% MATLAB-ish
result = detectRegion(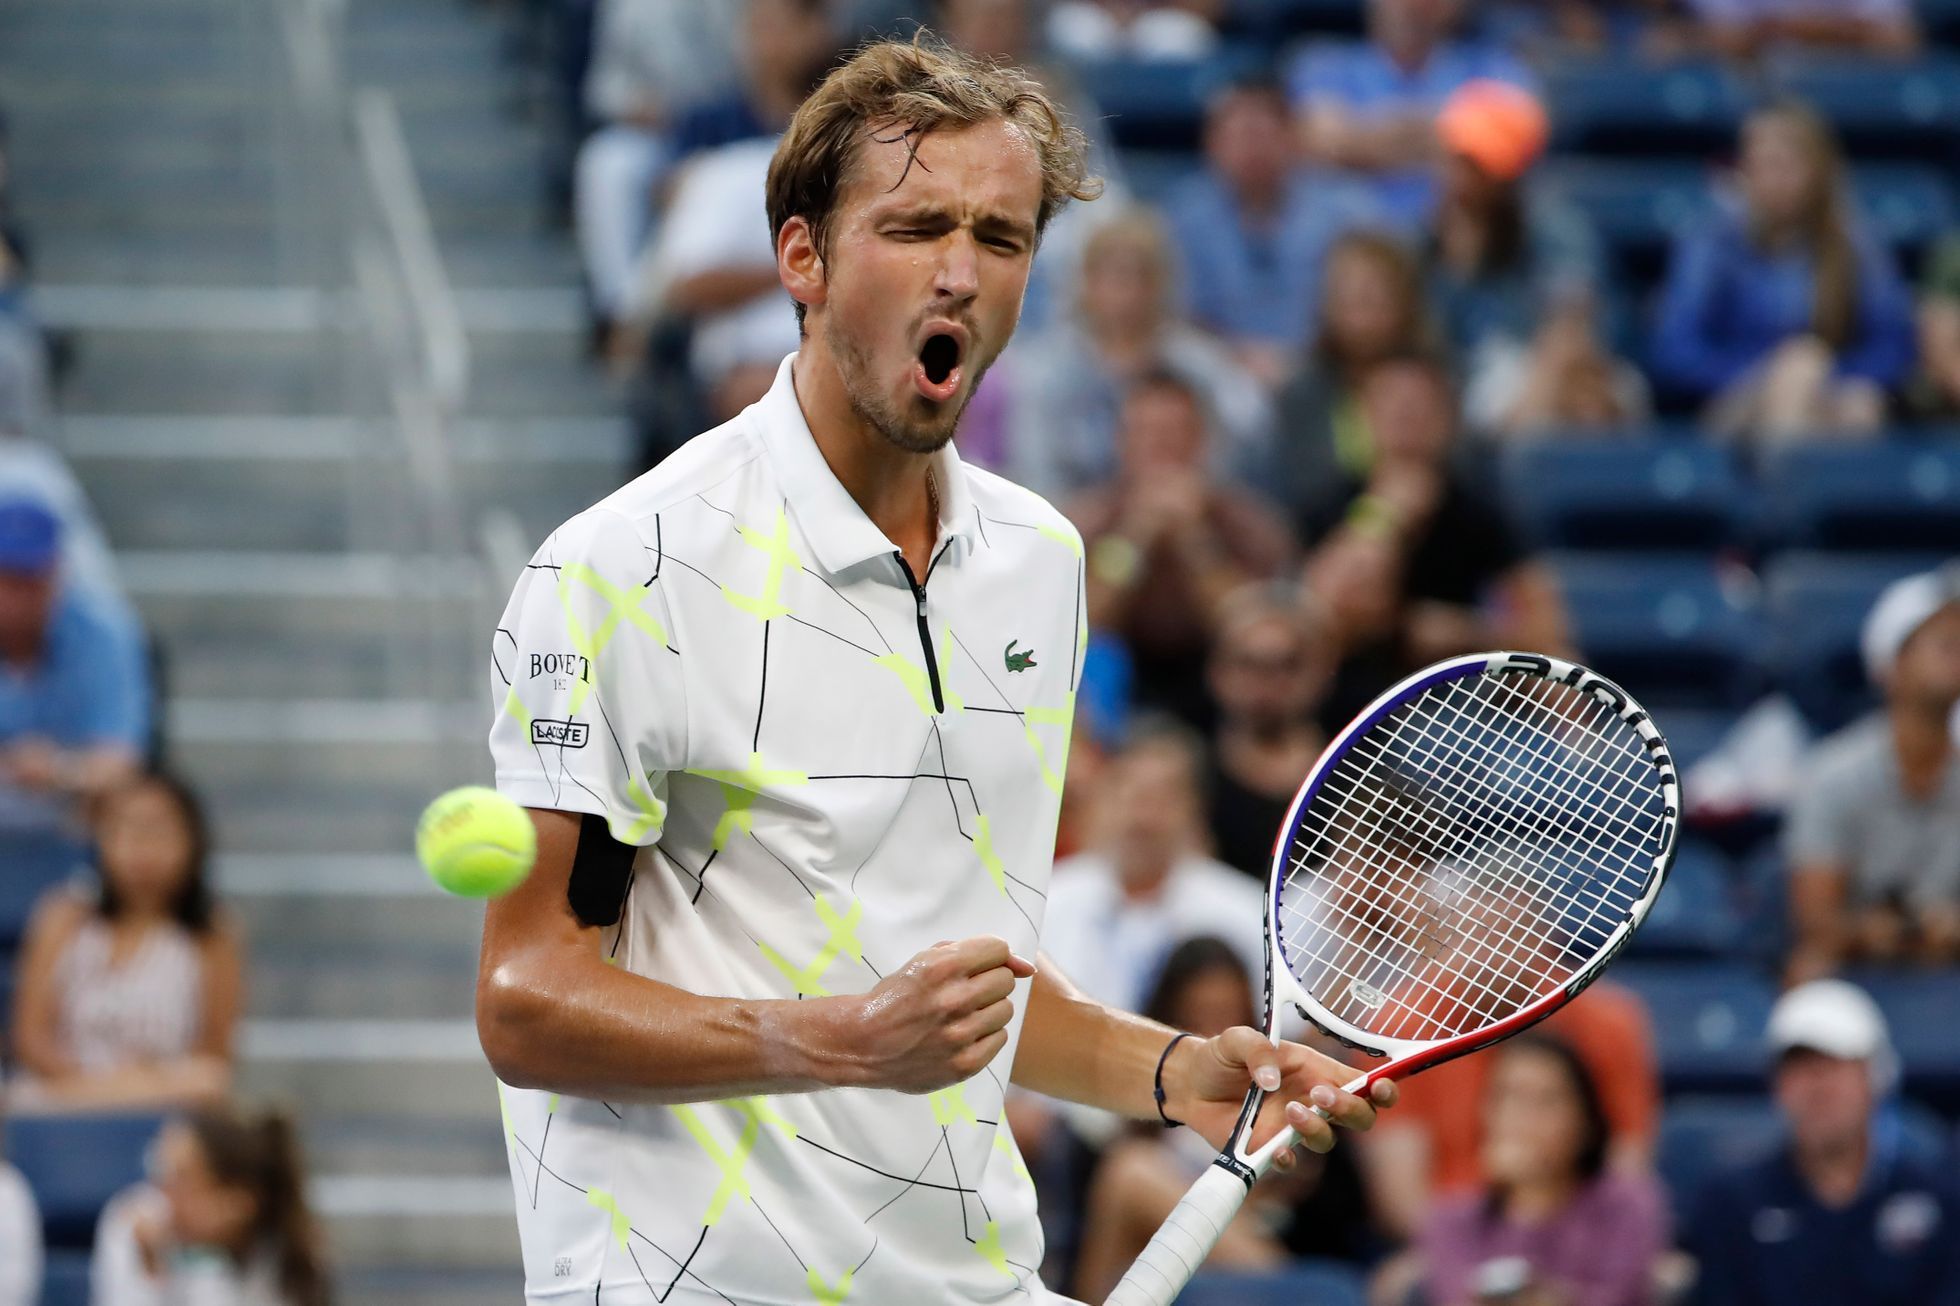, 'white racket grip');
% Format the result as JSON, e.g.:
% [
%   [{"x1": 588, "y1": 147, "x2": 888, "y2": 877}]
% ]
[{"x1": 1104, "y1": 1163, "x2": 1251, "y2": 1306}]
